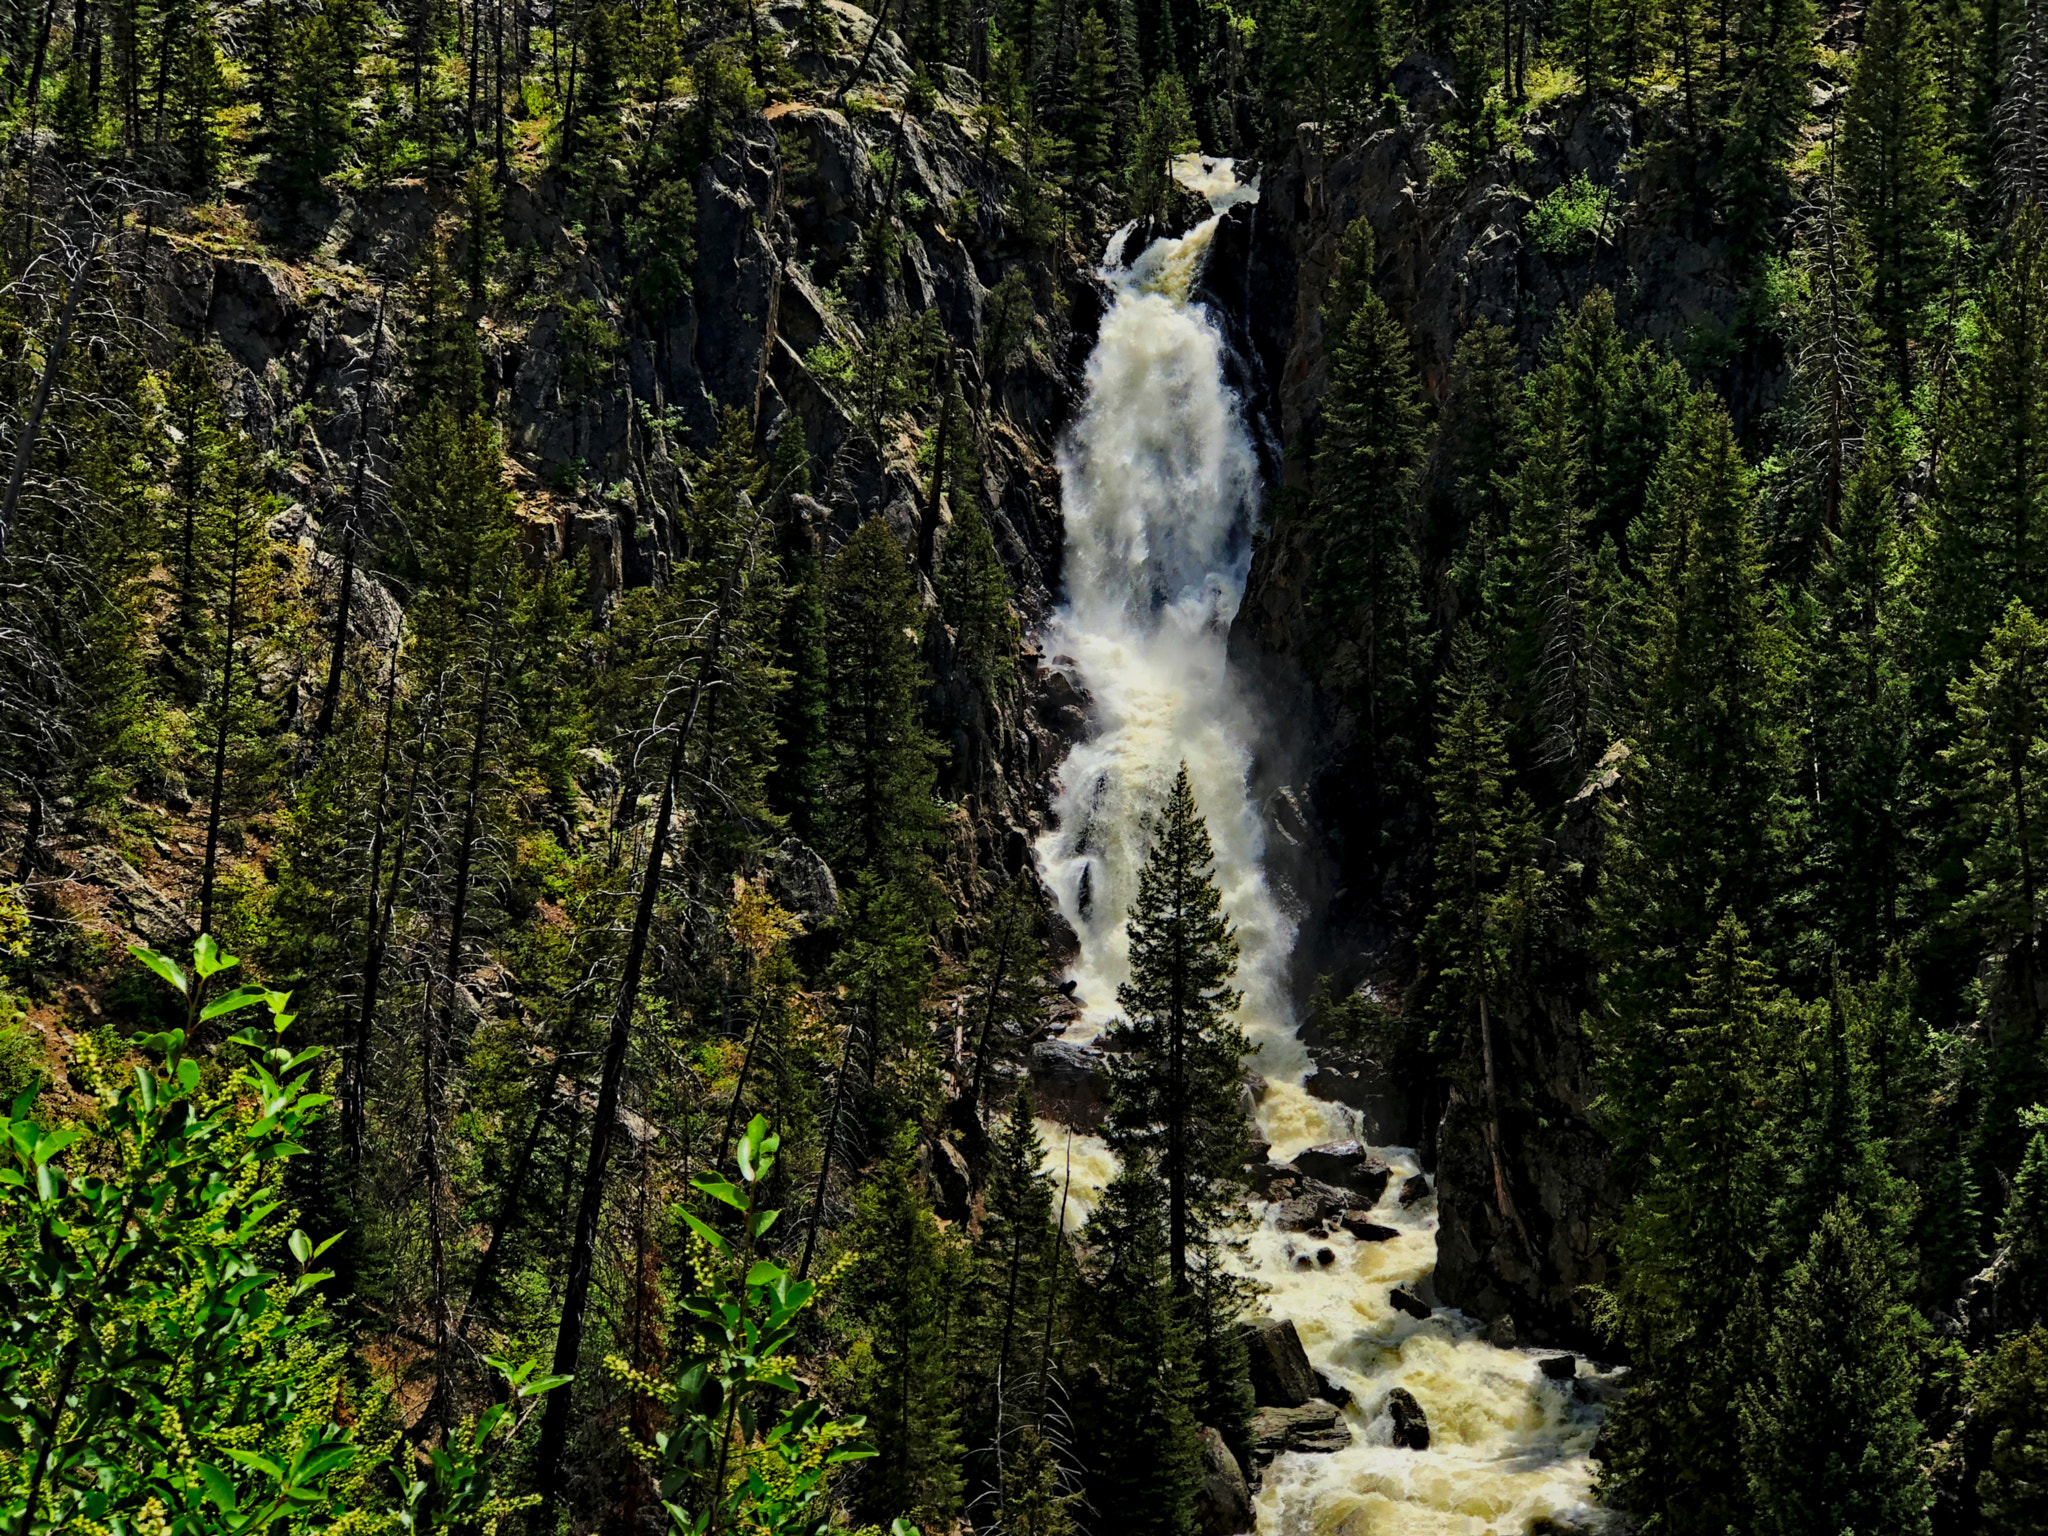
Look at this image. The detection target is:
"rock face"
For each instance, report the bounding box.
[1245,1318,1320,1408]
[1028,1039,1110,1130]
[1213,63,1765,1348]
[1194,1426,1252,1536]
[1248,1401,1352,1465]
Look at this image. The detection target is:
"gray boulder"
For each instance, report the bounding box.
[768,838,839,924]
[1248,1401,1351,1465]
[1030,1039,1110,1130]
[1245,1317,1319,1407]
[1338,1212,1400,1241]
[1291,1142,1392,1201]
[1384,1387,1430,1450]
[1194,1426,1251,1536]
[1388,1287,1432,1321]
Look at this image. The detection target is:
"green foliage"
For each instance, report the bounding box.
[1075,1158,1200,1536]
[0,938,562,1534]
[1104,764,1250,1294]
[838,1130,965,1529]
[939,493,1018,698]
[1124,75,1197,224]
[982,267,1038,374]
[1303,220,1426,783]
[1526,173,1616,256]
[1971,1328,2048,1534]
[820,518,944,886]
[617,1116,889,1536]
[628,178,700,321]
[1743,1201,1931,1536]
[1840,0,1952,379]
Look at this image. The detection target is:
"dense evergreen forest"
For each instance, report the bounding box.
[0,0,2046,1529]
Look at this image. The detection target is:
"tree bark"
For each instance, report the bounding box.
[533,669,707,1517]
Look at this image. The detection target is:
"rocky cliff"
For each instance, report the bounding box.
[1218,63,1783,1345]
[82,2,1105,938]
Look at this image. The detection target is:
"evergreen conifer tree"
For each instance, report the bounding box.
[1103,763,1249,1293]
[940,495,1018,700]
[1744,1200,1931,1536]
[1496,368,1619,791]
[1807,441,1915,967]
[1422,640,1543,1253]
[1972,1326,2048,1534]
[1123,73,1196,223]
[1599,914,1780,1535]
[1924,206,2048,682]
[821,517,944,887]
[1308,223,1425,791]
[1943,602,2048,1098]
[1999,1130,2048,1324]
[1599,391,1792,1036]
[1068,11,1117,178]
[842,1129,968,1530]
[1841,0,1953,384]
[1077,1157,1201,1536]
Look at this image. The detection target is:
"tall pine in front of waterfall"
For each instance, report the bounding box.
[1102,763,1255,1452]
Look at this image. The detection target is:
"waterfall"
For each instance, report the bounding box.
[1032,158,1617,1534]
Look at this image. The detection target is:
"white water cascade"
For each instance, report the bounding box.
[1031,158,1616,1536]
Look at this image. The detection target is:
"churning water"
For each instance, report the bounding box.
[1031,157,1615,1535]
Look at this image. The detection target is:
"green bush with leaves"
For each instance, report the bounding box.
[1526,173,1617,256]
[610,1115,906,1536]
[0,938,564,1535]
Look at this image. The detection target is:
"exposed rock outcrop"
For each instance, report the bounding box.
[1248,1401,1352,1464]
[1245,1317,1320,1408]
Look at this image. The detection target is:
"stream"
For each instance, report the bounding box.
[1029,158,1616,1536]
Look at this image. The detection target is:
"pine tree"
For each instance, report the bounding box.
[1772,983,1912,1274]
[1077,1157,1201,1536]
[1496,367,1621,792]
[821,517,944,887]
[963,877,1051,1124]
[1436,316,1519,610]
[1001,1425,1079,1536]
[1598,391,1793,1046]
[402,238,484,420]
[1104,763,1248,1293]
[163,0,224,190]
[1308,222,1426,790]
[965,1087,1057,1476]
[1744,1200,1931,1536]
[1421,640,1544,1255]
[1598,915,1781,1535]
[841,1129,968,1530]
[771,538,830,846]
[1123,73,1196,223]
[940,495,1019,701]
[1999,1130,2048,1324]
[1840,0,1953,385]
[1972,1326,2048,1534]
[1775,159,1880,565]
[1068,11,1117,178]
[1722,0,1817,274]
[1943,601,2048,1029]
[1806,440,1915,968]
[275,0,363,191]
[1922,206,2048,681]
[387,400,517,621]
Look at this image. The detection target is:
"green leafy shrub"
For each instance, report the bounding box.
[1526,173,1617,256]
[0,937,564,1535]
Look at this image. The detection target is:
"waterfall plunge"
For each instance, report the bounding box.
[1030,158,1618,1534]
